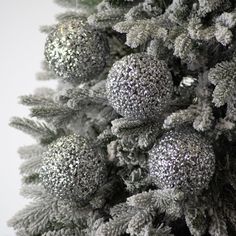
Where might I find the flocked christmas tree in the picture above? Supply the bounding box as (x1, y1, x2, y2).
(8, 0, 236, 235)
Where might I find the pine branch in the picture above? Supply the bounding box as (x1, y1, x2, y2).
(20, 184, 46, 200)
(113, 19, 167, 48)
(15, 229, 31, 236)
(214, 24, 233, 46)
(215, 11, 236, 29)
(8, 198, 56, 235)
(18, 144, 46, 159)
(124, 1, 162, 21)
(22, 173, 40, 185)
(127, 209, 154, 235)
(193, 102, 213, 131)
(97, 188, 183, 236)
(96, 128, 115, 146)
(163, 105, 198, 129)
(54, 0, 102, 8)
(41, 228, 81, 236)
(223, 203, 236, 230)
(20, 94, 54, 107)
(197, 0, 229, 17)
(108, 0, 136, 6)
(165, 0, 191, 24)
(20, 155, 42, 176)
(111, 118, 161, 149)
(208, 57, 236, 107)
(138, 223, 174, 236)
(127, 189, 184, 219)
(8, 195, 88, 236)
(188, 16, 215, 41)
(208, 209, 228, 236)
(107, 139, 147, 167)
(111, 118, 144, 135)
(10, 117, 59, 144)
(123, 168, 150, 194)
(147, 39, 172, 60)
(30, 104, 76, 127)
(88, 2, 126, 29)
(42, 228, 84, 236)
(63, 83, 107, 109)
(110, 203, 138, 218)
(98, 206, 154, 236)
(184, 202, 208, 236)
(173, 33, 194, 60)
(97, 213, 133, 236)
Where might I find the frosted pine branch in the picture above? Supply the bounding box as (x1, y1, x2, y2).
(114, 19, 167, 48)
(88, 2, 126, 29)
(208, 209, 228, 236)
(18, 144, 46, 159)
(127, 189, 184, 219)
(208, 57, 236, 107)
(10, 117, 59, 144)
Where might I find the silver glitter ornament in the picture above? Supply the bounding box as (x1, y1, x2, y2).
(40, 134, 107, 204)
(148, 128, 215, 194)
(44, 18, 109, 82)
(106, 53, 173, 120)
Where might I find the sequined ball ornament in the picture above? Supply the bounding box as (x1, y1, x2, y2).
(40, 134, 107, 205)
(148, 128, 215, 194)
(106, 53, 173, 120)
(44, 18, 109, 83)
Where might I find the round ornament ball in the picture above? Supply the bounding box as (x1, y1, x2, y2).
(106, 53, 173, 120)
(40, 134, 107, 205)
(148, 128, 215, 194)
(44, 18, 109, 83)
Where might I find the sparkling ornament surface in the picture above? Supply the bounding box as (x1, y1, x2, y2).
(40, 134, 107, 204)
(106, 53, 173, 120)
(44, 18, 109, 82)
(148, 128, 215, 194)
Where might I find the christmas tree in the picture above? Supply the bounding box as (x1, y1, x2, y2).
(8, 0, 236, 235)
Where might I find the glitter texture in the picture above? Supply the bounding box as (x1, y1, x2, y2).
(106, 53, 173, 120)
(40, 134, 107, 204)
(148, 128, 215, 194)
(44, 18, 109, 82)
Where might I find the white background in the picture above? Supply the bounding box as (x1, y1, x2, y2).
(0, 1, 63, 235)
